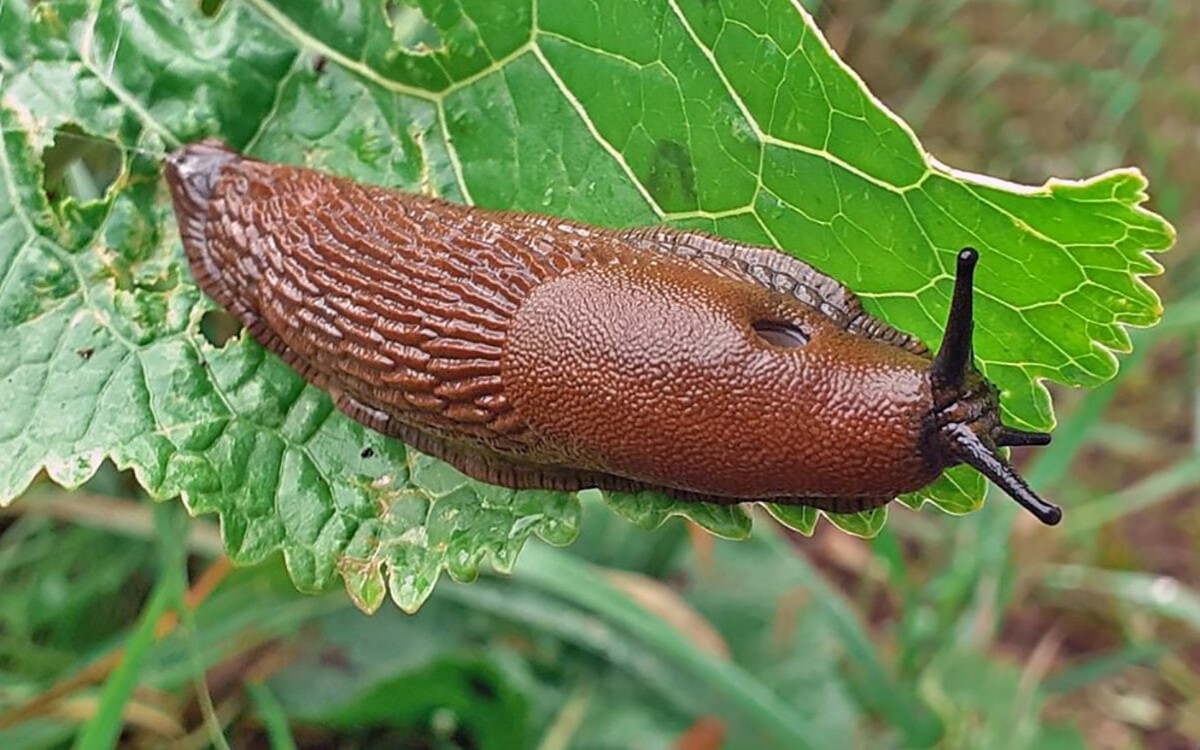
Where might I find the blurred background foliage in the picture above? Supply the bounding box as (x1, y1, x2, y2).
(2, 0, 1197, 748)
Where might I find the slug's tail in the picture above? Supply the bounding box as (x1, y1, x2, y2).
(164, 139, 240, 286)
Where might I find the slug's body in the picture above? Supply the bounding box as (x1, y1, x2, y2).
(165, 140, 1060, 523)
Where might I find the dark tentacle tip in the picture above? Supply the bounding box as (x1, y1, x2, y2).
(1037, 504, 1064, 526)
(957, 246, 979, 269)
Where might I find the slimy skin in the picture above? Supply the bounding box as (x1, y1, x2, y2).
(503, 259, 935, 504)
(164, 139, 1060, 523)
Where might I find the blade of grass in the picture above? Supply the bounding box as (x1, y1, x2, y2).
(1042, 643, 1169, 694)
(446, 580, 720, 732)
(246, 683, 298, 750)
(175, 558, 236, 750)
(536, 683, 594, 750)
(504, 542, 821, 750)
(1043, 565, 1200, 631)
(867, 527, 912, 600)
(765, 529, 943, 747)
(1062, 458, 1200, 538)
(7, 489, 223, 557)
(72, 503, 186, 750)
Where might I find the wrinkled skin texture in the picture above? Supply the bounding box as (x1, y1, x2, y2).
(166, 140, 951, 514)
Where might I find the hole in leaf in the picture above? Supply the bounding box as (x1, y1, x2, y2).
(466, 673, 496, 701)
(752, 320, 809, 349)
(199, 0, 224, 17)
(200, 309, 242, 348)
(41, 125, 123, 206)
(386, 1, 444, 55)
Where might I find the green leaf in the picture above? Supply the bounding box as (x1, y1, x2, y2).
(600, 489, 752, 540)
(0, 0, 1173, 610)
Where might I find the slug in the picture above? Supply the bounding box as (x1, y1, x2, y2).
(164, 139, 1061, 525)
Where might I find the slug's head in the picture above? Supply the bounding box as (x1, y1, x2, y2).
(163, 139, 240, 254)
(924, 248, 1060, 525)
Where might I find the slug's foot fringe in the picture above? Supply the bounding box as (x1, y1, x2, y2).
(335, 393, 395, 436)
(375, 417, 608, 493)
(330, 391, 899, 516)
(333, 400, 896, 518)
(760, 494, 891, 515)
(329, 400, 666, 499)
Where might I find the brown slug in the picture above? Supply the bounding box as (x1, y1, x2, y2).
(164, 139, 1061, 525)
